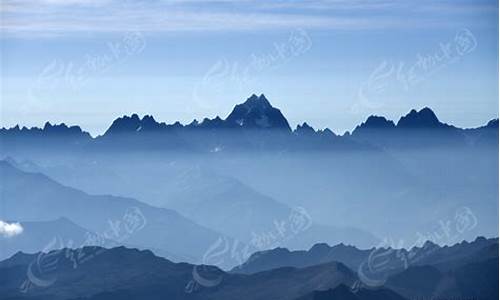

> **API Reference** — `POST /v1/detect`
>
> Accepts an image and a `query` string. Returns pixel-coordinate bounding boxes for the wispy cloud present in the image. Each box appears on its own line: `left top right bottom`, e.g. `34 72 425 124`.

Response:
0 220 24 237
1 0 497 37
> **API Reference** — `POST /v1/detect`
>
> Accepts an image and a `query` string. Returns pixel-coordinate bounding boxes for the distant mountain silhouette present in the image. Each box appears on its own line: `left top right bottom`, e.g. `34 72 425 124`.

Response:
232 237 499 276
385 265 443 297
0 246 357 300
350 107 498 148
0 240 496 300
0 218 117 260
1 95 496 154
385 258 499 300
225 94 291 131
354 108 454 132
103 94 290 135
0 95 497 299
355 116 396 130
0 122 91 155
0 160 223 263
105 114 164 135
0 95 497 261
232 242 370 274
162 166 377 251
232 238 499 300
3 122 90 137
396 107 453 129
462 118 500 146
294 122 318 136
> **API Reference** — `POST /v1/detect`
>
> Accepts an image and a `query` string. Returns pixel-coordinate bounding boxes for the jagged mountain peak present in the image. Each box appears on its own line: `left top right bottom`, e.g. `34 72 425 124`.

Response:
225 94 291 131
362 115 396 129
397 107 448 129
354 107 447 131
43 121 65 129
295 122 316 135
141 114 157 123
40 122 88 136
103 94 292 134
0 121 90 140
351 115 394 135
199 116 225 129
105 114 142 134
105 113 165 134
243 93 273 109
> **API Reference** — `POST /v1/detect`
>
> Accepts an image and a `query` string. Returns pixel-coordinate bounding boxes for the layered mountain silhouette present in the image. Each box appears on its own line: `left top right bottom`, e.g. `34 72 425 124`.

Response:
144 165 378 250
103 94 291 134
0 122 90 139
0 94 497 300
1 95 497 251
348 107 496 149
1 94 497 154
0 246 357 300
232 237 498 276
353 107 455 132
0 156 378 263
385 257 499 300
0 218 118 260
397 107 452 129
0 238 496 300
0 160 223 263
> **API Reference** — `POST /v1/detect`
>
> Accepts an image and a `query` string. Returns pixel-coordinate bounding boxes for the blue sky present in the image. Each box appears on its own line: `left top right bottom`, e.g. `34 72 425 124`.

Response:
1 0 498 135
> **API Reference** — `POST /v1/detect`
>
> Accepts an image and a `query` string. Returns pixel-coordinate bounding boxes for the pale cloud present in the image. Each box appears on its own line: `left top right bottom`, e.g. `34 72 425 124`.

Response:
0 220 24 237
0 0 496 37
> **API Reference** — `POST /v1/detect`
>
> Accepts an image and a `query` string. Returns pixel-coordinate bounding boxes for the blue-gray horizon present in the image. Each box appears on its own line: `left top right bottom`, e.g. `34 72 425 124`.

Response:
1 94 499 138
1 0 498 135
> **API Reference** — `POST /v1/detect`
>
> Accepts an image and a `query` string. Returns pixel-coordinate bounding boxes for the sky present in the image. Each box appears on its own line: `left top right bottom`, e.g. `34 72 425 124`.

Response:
1 0 498 136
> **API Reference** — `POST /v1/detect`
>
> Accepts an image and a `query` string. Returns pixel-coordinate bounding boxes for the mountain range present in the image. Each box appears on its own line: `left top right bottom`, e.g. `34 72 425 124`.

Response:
0 160 223 263
1 94 497 256
0 218 118 260
232 236 498 275
1 94 497 154
0 94 498 300
0 158 379 267
0 237 496 300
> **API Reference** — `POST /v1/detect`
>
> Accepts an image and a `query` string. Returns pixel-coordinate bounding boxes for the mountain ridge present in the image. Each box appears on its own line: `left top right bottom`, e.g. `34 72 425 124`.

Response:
0 160 225 263
1 95 497 138
1 95 496 154
0 240 496 300
232 236 499 275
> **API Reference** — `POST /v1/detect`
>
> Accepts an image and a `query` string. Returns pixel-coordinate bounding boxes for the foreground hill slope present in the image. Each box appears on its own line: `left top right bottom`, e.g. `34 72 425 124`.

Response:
0 238 497 300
